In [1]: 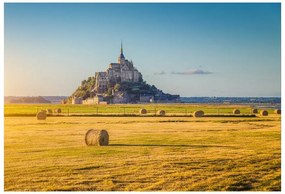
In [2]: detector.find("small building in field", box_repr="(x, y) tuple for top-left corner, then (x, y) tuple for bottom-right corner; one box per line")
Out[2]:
(72, 97), (83, 104)
(140, 94), (154, 103)
(94, 94), (104, 104)
(83, 95), (104, 104)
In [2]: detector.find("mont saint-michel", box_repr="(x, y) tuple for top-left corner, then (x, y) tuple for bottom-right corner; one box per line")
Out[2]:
(64, 44), (180, 104)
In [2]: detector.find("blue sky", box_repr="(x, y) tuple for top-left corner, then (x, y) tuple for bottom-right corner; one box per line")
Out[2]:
(4, 3), (281, 97)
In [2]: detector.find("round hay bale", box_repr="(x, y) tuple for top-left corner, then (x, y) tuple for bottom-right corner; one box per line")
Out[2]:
(260, 110), (268, 116)
(36, 111), (47, 120)
(274, 109), (281, 115)
(193, 110), (204, 117)
(54, 108), (62, 113)
(274, 109), (281, 114)
(251, 109), (258, 114)
(46, 109), (53, 114)
(233, 109), (240, 114)
(85, 129), (109, 146)
(139, 108), (147, 115)
(157, 110), (166, 116)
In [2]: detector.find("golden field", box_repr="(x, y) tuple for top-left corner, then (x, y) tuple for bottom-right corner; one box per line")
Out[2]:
(4, 105), (281, 191)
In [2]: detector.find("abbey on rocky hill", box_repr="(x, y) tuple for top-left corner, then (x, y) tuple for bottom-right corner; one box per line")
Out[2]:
(95, 43), (143, 93)
(66, 44), (180, 104)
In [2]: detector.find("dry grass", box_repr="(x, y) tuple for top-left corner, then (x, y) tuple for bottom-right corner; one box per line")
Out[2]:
(5, 103), (263, 116)
(4, 115), (281, 191)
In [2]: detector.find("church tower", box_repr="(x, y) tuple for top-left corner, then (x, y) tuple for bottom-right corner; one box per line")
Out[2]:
(118, 42), (125, 64)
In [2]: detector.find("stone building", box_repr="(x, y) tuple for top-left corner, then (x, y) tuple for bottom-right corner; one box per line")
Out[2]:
(94, 72), (108, 94)
(72, 97), (82, 104)
(94, 43), (142, 94)
(94, 94), (104, 104)
(112, 91), (130, 104)
(83, 95), (104, 105)
(139, 94), (154, 103)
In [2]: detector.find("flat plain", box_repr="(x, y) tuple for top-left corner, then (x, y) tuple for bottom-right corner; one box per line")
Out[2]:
(4, 103), (264, 116)
(4, 104), (281, 191)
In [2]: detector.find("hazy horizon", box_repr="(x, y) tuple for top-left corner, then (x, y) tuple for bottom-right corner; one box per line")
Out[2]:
(4, 3), (281, 97)
(4, 95), (281, 98)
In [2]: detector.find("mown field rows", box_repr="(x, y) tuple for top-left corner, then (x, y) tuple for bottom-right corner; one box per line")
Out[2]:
(4, 113), (281, 191)
(4, 104), (276, 116)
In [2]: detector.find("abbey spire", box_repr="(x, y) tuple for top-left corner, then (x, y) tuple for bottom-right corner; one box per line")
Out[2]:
(118, 41), (125, 64)
(121, 41), (123, 55)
